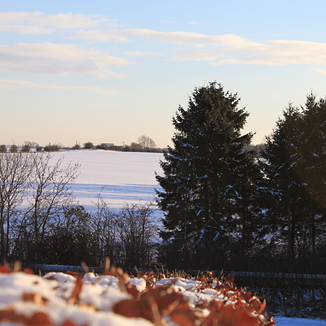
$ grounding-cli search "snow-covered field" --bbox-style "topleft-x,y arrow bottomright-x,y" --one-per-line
40,150 -> 324,326
50,150 -> 163,211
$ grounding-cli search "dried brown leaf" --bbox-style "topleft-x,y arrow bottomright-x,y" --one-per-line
113,284 -> 185,325
68,276 -> 83,304
0,265 -> 12,274
22,292 -> 49,305
204,304 -> 258,326
169,302 -> 199,326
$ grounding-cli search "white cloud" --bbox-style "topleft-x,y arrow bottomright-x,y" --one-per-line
2,11 -> 326,69
168,38 -> 326,66
0,79 -> 116,95
73,29 -> 129,42
126,51 -> 158,57
207,39 -> 326,66
315,68 -> 326,75
0,12 -> 114,32
72,27 -> 326,67
0,43 -> 130,77
126,51 -> 147,57
74,28 -> 252,47
0,24 -> 53,34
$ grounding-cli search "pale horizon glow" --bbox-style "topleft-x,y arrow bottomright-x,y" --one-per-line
1,1 -> 326,148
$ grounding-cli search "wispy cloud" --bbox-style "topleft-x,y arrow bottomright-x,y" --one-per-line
74,29 -> 252,47
0,24 -> 53,34
315,68 -> 326,75
0,79 -> 116,95
207,39 -> 326,66
125,51 -> 158,57
0,43 -> 130,77
0,12 -> 115,33
72,27 -> 326,66
2,11 -> 326,69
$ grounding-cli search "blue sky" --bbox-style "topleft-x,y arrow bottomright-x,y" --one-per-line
1,0 -> 326,148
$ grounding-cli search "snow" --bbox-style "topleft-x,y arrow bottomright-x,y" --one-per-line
0,271 -> 151,326
15,149 -> 323,326
0,270 -> 323,326
49,150 -> 163,210
276,317 -> 326,325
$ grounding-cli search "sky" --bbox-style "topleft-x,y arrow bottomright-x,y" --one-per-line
1,0 -> 326,148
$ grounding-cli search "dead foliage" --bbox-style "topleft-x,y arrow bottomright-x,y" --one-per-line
0,264 -> 277,326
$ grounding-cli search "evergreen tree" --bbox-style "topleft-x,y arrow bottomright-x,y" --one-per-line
260,105 -> 307,269
156,82 -> 256,269
297,94 -> 326,211
260,95 -> 326,272
296,94 -> 326,265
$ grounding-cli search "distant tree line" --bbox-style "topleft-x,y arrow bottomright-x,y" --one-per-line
0,135 -> 163,154
156,82 -> 326,274
82,135 -> 162,152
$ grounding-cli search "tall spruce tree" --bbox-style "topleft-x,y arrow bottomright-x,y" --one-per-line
260,95 -> 326,272
156,82 -> 257,269
298,94 -> 326,211
295,94 -> 326,265
260,105 -> 308,269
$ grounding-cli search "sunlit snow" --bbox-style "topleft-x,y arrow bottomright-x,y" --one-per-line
49,150 -> 163,211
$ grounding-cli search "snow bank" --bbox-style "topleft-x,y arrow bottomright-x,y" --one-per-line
0,266 -> 277,326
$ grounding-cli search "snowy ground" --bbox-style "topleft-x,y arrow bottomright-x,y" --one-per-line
276,317 -> 326,325
46,150 -> 325,326
50,150 -> 163,211
0,268 -> 324,326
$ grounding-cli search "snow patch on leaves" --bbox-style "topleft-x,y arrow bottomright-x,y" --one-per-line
0,265 -> 276,326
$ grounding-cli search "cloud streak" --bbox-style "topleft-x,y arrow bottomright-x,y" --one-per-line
74,28 -> 326,66
0,12 -> 115,32
0,43 -> 129,77
74,29 -> 251,47
1,11 -> 326,69
0,78 -> 116,95
207,40 -> 326,66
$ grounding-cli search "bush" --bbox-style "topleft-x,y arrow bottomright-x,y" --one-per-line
43,144 -> 60,152
10,145 -> 18,153
21,144 -> 30,152
96,144 -> 110,150
84,142 -> 94,149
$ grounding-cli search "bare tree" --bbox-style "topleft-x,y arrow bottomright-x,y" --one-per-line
128,142 -> 142,152
138,135 -> 156,150
90,195 -> 121,265
116,203 -> 158,268
0,153 -> 34,261
47,205 -> 94,265
21,141 -> 39,153
21,144 -> 30,153
24,141 -> 39,148
19,153 -> 80,262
